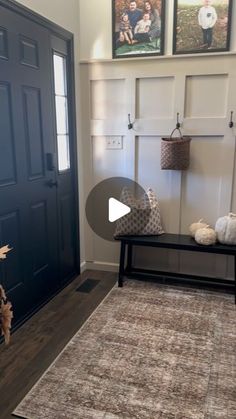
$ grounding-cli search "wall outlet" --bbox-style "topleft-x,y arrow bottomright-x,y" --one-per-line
106,136 -> 123,150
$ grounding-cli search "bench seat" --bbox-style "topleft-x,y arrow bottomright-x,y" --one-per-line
115,234 -> 236,303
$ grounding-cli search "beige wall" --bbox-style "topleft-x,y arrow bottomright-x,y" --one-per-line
79,0 -> 236,61
17,0 -> 85,265
17,0 -> 79,33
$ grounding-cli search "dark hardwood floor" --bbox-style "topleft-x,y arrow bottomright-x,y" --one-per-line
0,270 -> 117,419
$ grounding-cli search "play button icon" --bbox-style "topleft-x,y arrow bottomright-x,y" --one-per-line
85,177 -> 150,242
108,198 -> 131,222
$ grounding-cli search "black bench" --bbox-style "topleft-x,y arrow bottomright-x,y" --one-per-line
115,234 -> 236,303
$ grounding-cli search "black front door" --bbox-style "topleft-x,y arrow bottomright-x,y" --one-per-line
0,4 -> 79,324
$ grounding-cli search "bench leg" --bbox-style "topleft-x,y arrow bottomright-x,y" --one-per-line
127,244 -> 133,272
118,242 -> 126,287
234,255 -> 236,304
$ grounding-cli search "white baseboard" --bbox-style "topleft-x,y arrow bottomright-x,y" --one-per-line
85,261 -> 119,272
80,261 -> 87,273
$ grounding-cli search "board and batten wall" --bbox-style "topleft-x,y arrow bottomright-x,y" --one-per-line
79,0 -> 236,278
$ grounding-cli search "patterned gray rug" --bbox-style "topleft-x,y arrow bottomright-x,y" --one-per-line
14,281 -> 236,419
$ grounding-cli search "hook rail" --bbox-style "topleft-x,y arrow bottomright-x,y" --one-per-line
176,112 -> 181,129
128,114 -> 134,130
229,111 -> 234,128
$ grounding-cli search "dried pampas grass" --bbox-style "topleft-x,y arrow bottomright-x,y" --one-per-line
1,300 -> 13,345
0,245 -> 12,259
0,245 -> 13,344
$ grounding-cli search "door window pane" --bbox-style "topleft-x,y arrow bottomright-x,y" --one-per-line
53,52 -> 70,172
55,96 -> 68,135
53,54 -> 66,96
57,135 -> 70,171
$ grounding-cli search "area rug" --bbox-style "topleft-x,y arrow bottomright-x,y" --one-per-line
14,281 -> 236,419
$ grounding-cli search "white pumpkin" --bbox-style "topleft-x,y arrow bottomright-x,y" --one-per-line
215,213 -> 236,245
189,219 -> 208,238
195,227 -> 217,246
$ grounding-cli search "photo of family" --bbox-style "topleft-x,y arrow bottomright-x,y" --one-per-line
173,0 -> 232,54
112,0 -> 165,58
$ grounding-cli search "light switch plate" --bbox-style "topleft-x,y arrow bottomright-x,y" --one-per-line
106,136 -> 123,150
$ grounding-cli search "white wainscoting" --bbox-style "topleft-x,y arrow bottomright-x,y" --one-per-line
80,55 -> 236,279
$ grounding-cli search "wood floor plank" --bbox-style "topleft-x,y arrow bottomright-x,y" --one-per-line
0,270 -> 117,419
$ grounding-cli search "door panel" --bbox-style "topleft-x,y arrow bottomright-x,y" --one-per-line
0,26 -> 8,59
0,6 -> 59,322
19,35 -> 39,69
0,3 -> 79,324
23,87 -> 45,180
0,82 -> 17,185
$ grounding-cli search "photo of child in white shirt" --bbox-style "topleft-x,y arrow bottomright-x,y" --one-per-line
198,0 -> 217,49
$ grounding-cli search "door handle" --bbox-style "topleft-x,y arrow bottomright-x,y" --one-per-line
47,179 -> 58,188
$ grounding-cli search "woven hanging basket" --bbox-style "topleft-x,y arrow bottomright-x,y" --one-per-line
161,128 -> 191,170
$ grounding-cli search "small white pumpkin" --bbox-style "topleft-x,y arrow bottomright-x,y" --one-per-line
195,227 -> 217,246
215,213 -> 236,245
189,219 -> 208,238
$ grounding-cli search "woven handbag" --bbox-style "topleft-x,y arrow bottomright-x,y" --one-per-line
161,128 -> 191,170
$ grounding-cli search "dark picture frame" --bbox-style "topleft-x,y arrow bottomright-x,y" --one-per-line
112,0 -> 165,59
173,0 -> 232,55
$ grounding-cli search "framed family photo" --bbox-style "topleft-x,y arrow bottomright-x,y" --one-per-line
112,0 -> 165,58
173,0 -> 232,54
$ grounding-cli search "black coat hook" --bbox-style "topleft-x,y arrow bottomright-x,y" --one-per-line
128,114 -> 134,130
229,111 -> 234,128
176,112 -> 181,129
